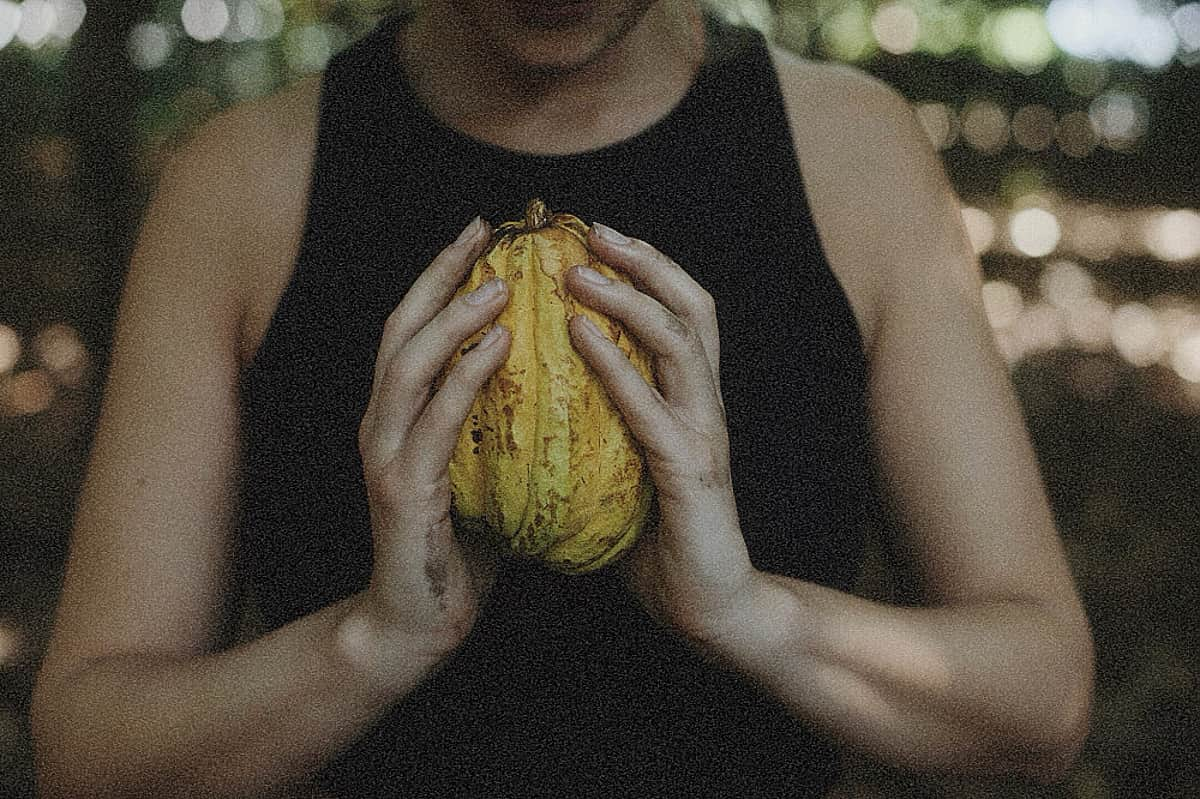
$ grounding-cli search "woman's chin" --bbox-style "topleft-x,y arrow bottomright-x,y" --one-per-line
494,34 -> 614,73
480,1 -> 652,72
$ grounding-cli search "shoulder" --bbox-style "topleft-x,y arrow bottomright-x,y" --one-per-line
765,47 -> 972,353
767,47 -> 919,138
765,46 -> 939,201
152,75 -> 324,365
163,74 -> 323,223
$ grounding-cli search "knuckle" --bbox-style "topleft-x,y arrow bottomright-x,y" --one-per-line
382,305 -> 412,342
403,474 -> 450,508
434,365 -> 469,399
358,408 -> 385,461
689,449 -> 731,488
359,436 -> 394,485
445,310 -> 499,354
633,236 -> 663,260
363,465 -> 400,509
439,356 -> 489,400
357,417 -> 374,457
661,310 -> 697,348
383,347 -> 423,389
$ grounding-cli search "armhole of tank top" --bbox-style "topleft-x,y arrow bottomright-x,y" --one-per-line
238,60 -> 345,381
759,46 -> 875,365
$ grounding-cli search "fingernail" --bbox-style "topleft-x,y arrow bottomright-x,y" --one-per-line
478,325 -> 505,349
456,216 -> 483,245
464,278 -> 504,305
576,315 -> 604,338
573,265 -> 611,285
593,223 -> 630,246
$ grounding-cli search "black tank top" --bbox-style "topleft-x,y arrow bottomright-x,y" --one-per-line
238,11 -> 880,797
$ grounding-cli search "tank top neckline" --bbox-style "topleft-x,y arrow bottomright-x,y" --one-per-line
362,11 -> 741,171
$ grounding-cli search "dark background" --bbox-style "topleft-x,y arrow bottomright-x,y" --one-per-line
2,1 -> 1198,796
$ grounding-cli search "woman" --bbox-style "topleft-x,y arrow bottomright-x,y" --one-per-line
31,1 -> 1094,796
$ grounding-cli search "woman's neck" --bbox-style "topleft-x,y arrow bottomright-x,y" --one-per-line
396,2 -> 706,155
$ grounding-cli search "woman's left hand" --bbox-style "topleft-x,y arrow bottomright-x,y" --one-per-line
565,222 -> 761,644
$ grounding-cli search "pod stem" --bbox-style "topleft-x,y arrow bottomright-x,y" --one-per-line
524,198 -> 552,230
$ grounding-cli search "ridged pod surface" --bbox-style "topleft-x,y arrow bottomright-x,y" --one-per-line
441,199 -> 655,574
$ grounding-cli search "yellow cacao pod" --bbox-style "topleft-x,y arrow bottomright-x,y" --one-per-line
442,199 -> 655,574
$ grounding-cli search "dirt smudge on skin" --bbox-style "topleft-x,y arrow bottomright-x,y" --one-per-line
425,522 -> 449,609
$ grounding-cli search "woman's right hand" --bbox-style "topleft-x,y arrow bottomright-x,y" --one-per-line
356,216 -> 509,658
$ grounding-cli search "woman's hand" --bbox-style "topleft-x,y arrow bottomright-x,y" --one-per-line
356,217 -> 510,658
565,223 -> 761,644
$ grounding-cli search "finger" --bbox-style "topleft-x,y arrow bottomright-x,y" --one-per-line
361,279 -> 508,466
568,313 -> 680,455
587,224 -> 720,386
406,324 -> 511,485
371,217 -> 493,394
565,265 -> 720,422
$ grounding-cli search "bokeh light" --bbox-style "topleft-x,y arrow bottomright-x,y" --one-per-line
1011,301 -> 1068,355
1089,91 -> 1147,149
1153,301 -> 1200,349
1040,259 -> 1094,308
1011,104 -> 1057,151
961,206 -> 997,253
915,102 -> 958,150
871,2 -> 920,55
1129,14 -> 1181,69
1046,0 -> 1181,66
961,99 -> 1009,152
1010,207 -> 1062,257
917,1 -> 971,55
223,0 -> 285,42
52,0 -> 85,39
1067,208 -> 1123,261
1,369 -> 56,416
1056,111 -> 1098,157
1175,3 -> 1200,51
284,22 -> 335,74
0,2 -> 20,49
0,324 -> 20,373
0,621 -> 22,666
129,21 -> 174,71
16,0 -> 55,46
181,0 -> 230,43
982,279 -> 1023,328
0,0 -> 87,47
1170,329 -> 1200,382
1143,209 -> 1200,263
987,6 -> 1056,73
33,323 -> 88,387
1065,296 -> 1113,351
1111,302 -> 1167,367
821,1 -> 875,61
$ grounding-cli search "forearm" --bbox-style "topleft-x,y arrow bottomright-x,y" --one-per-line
700,573 -> 1093,781
33,591 -> 442,799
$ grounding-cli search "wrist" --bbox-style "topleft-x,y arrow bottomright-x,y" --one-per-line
329,592 -> 455,695
689,570 -> 795,666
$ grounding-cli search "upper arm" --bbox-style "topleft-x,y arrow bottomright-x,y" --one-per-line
775,54 -> 1086,622
861,93 -> 1071,611
39,108 -> 263,683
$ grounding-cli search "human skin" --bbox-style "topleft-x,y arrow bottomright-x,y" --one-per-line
30,1 -> 1094,796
